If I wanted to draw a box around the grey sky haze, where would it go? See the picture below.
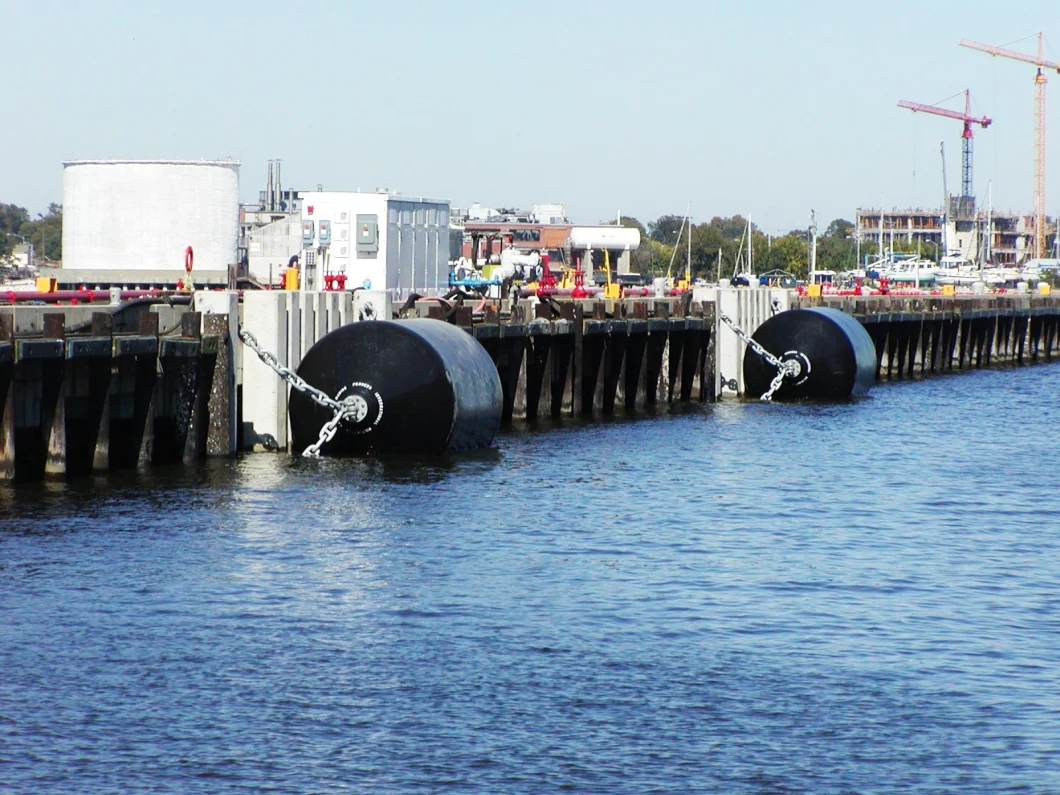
[3,0,1059,231]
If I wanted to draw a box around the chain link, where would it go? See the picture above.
[239,328,355,458]
[719,313,783,368]
[302,405,354,458]
[760,359,802,402]
[718,313,802,402]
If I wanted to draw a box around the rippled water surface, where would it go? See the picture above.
[3,364,1060,793]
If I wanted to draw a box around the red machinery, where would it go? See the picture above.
[570,256,588,299]
[536,252,557,297]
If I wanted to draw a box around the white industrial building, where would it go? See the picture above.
[244,217,304,285]
[295,191,450,295]
[51,159,240,286]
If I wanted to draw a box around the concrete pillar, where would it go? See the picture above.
[242,291,290,451]
[299,292,316,363]
[312,292,328,342]
[285,294,302,449]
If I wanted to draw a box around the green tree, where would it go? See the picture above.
[708,215,756,241]
[648,214,687,246]
[759,234,809,278]
[18,204,62,262]
[825,218,854,239]
[0,203,30,259]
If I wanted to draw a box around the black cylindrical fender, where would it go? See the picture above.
[743,308,876,400]
[289,319,502,455]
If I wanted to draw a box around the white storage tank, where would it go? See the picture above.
[569,226,641,251]
[62,159,240,272]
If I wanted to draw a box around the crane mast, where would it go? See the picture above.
[961,91,974,201]
[960,33,1060,259]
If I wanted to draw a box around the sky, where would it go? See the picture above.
[2,0,1060,233]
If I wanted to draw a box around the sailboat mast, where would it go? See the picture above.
[809,209,817,283]
[879,198,884,263]
[748,215,753,274]
[979,181,987,266]
[687,211,691,280]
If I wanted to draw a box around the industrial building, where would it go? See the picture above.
[854,205,1049,265]
[294,191,451,294]
[239,159,303,286]
[452,203,640,278]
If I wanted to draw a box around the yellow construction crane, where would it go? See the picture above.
[960,33,1060,259]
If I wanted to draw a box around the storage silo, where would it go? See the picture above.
[61,159,239,279]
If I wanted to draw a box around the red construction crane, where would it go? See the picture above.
[898,91,991,200]
[960,33,1060,259]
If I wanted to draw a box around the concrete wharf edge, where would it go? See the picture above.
[3,289,1060,481]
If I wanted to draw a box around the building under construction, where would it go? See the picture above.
[854,206,1050,266]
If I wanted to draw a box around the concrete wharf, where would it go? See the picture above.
[2,290,1059,482]
[449,297,716,424]
[793,294,1060,380]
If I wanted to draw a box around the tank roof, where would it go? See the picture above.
[62,159,240,167]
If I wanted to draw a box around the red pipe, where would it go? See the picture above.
[0,289,166,304]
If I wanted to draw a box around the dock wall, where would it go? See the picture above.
[0,296,236,482]
[237,292,717,451]
[5,288,1059,481]
[794,294,1060,383]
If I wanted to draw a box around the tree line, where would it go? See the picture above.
[0,203,63,265]
[610,213,911,281]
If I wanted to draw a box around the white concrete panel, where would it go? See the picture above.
[353,290,390,322]
[242,291,289,450]
[246,218,301,283]
[298,293,317,360]
[314,292,328,341]
[325,292,350,332]
[714,287,792,396]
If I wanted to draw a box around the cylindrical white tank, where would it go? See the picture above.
[499,248,541,268]
[62,160,240,271]
[569,226,640,250]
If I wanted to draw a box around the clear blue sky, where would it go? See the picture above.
[3,0,1059,232]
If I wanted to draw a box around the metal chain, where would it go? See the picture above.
[719,313,783,368]
[718,313,802,402]
[239,329,354,458]
[760,359,801,402]
[302,404,354,458]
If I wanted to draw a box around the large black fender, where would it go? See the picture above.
[289,319,502,455]
[742,308,876,400]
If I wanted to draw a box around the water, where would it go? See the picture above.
[3,365,1060,794]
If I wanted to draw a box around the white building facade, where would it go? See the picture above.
[297,191,450,295]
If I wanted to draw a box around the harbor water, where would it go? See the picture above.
[3,364,1060,793]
